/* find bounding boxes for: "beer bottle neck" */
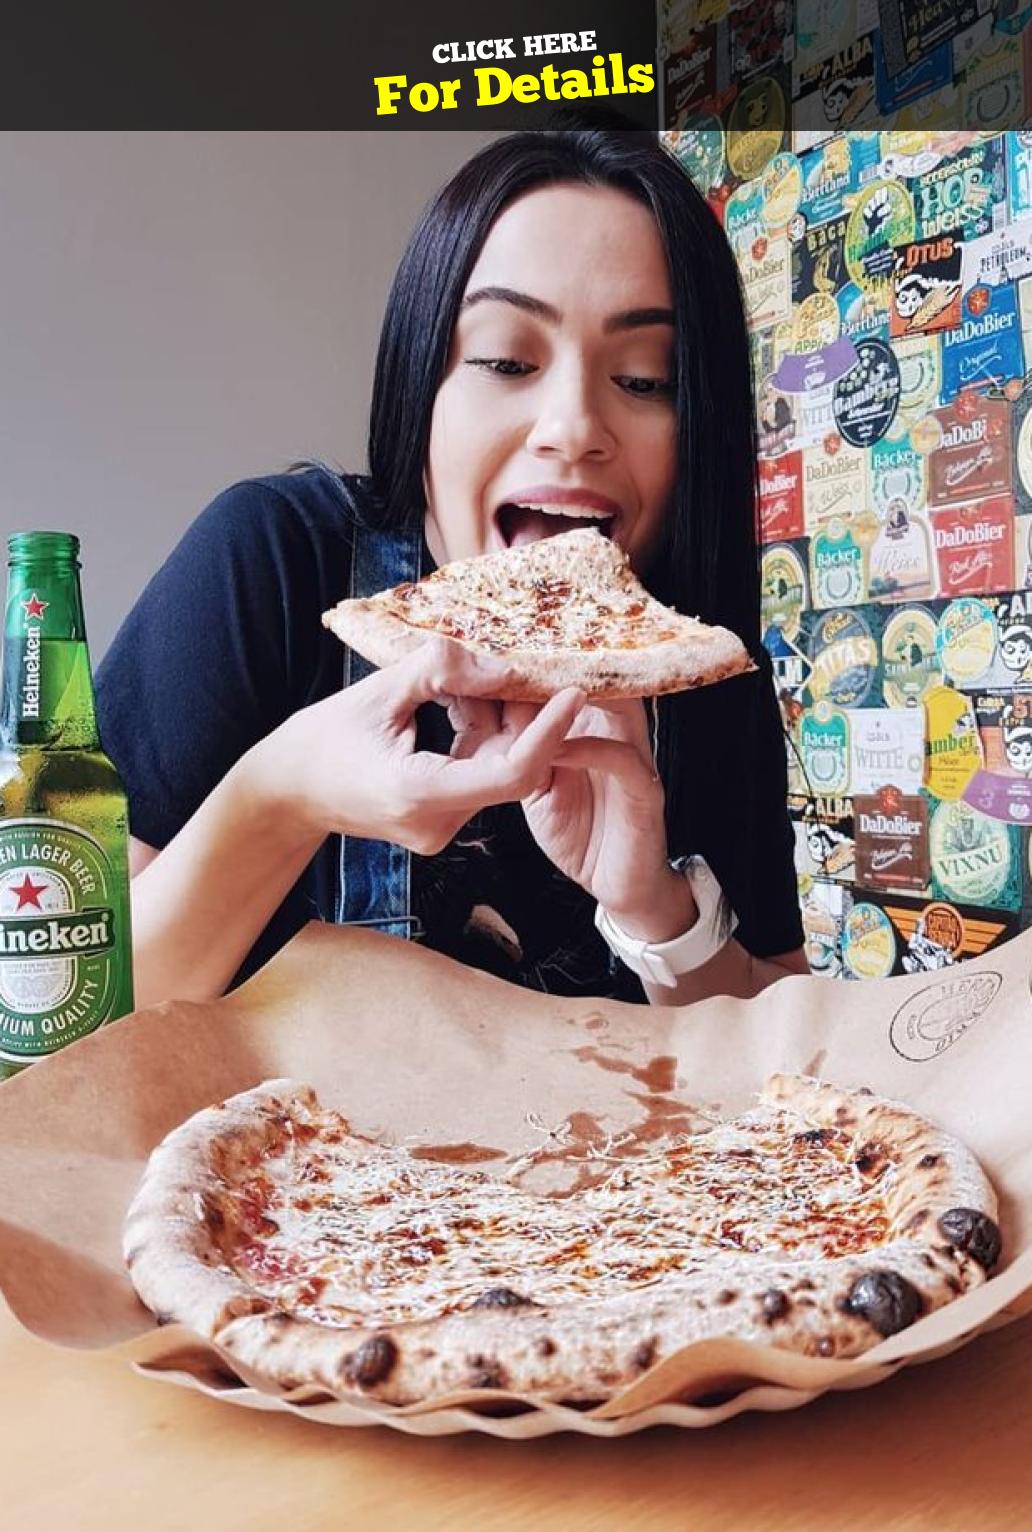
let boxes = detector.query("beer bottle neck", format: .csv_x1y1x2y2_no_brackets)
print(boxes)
1,558,99,750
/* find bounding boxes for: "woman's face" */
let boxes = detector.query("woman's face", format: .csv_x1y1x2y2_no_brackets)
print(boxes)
424,183,677,574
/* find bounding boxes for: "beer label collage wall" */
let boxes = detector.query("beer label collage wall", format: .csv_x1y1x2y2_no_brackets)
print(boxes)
660,5,1032,980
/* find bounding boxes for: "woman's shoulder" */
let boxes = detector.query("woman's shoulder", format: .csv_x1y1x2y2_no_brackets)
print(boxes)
193,464,374,552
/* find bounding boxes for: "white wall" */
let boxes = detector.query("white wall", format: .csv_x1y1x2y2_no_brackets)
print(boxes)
0,131,495,656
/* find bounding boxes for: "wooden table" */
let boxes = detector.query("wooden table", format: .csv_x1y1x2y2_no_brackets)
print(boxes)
2,1299,1029,1531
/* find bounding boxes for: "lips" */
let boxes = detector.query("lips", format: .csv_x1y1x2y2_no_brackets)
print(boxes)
493,487,622,549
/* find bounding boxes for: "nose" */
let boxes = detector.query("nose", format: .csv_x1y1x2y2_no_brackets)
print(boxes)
524,358,616,464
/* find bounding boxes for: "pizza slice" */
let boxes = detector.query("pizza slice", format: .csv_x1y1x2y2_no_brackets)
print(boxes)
321,527,754,701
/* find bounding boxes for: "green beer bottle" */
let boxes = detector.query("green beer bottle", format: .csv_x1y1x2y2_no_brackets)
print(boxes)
0,531,134,1078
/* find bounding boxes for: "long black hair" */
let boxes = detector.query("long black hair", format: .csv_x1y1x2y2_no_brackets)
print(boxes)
366,131,787,936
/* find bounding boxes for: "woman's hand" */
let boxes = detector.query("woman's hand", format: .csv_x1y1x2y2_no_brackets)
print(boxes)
249,636,586,855
450,693,697,942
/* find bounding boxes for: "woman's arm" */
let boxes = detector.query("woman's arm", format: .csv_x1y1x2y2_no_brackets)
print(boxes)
128,638,585,1008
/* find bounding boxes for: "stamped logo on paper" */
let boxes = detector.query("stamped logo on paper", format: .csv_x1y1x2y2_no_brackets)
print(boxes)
890,971,1003,1062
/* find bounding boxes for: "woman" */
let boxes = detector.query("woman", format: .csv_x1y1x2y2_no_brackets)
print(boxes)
96,129,807,1009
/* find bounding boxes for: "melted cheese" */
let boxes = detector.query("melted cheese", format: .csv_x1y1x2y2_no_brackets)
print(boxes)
213,1107,898,1329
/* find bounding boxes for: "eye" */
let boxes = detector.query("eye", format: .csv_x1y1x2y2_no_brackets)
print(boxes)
613,374,675,399
464,357,537,377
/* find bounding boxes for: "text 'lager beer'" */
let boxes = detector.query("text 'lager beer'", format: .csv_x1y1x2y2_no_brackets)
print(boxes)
0,532,133,1078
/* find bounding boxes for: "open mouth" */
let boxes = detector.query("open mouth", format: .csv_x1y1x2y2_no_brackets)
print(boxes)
496,503,618,548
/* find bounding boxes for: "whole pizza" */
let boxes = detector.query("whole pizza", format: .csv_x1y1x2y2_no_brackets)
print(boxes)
321,527,754,701
123,1075,1001,1406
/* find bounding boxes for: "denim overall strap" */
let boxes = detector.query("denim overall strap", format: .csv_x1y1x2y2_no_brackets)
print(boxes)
336,523,424,938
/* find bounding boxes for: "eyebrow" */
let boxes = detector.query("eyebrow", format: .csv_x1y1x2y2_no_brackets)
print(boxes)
461,286,675,333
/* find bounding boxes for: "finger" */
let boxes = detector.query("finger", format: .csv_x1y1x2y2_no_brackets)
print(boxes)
404,688,586,811
552,735,662,797
447,697,503,759
383,636,518,716
567,696,655,763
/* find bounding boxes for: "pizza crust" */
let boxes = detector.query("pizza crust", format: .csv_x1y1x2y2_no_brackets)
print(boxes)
321,528,755,701
123,1077,1001,1407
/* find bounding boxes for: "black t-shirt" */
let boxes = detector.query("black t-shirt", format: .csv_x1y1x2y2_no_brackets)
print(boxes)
95,468,803,996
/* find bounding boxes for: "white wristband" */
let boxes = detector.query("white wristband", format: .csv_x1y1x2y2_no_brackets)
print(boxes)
593,856,737,989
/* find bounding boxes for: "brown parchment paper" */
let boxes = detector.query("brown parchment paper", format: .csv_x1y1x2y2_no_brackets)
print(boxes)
2,919,1032,1437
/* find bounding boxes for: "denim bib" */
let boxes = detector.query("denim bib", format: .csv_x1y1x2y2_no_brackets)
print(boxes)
335,523,424,940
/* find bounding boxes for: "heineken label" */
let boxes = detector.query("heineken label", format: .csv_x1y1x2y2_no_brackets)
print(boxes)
0,819,121,1061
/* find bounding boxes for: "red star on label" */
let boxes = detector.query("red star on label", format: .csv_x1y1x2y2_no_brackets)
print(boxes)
20,593,48,619
966,286,991,318
9,874,47,911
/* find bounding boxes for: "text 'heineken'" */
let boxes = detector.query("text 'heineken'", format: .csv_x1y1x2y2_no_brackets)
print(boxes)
0,531,133,1078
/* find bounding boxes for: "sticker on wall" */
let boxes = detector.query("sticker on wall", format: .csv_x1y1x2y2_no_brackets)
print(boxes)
1014,515,1032,589
924,683,984,798
837,280,891,346
873,32,952,115
854,785,930,893
727,74,787,181
665,123,727,195
932,496,1016,600
912,135,1006,241
936,598,999,689
740,231,793,328
844,178,917,302
798,133,880,226
871,434,928,520
793,802,856,881
801,701,851,796
662,23,730,128
808,606,880,707
764,623,813,699
929,798,1021,910
941,282,1024,400
889,235,963,337
724,178,767,259
799,876,851,978
960,33,1025,129
795,35,877,132
1007,130,1032,219
842,900,898,979
894,333,942,424
758,451,805,542
961,218,1032,290
927,397,1013,508
832,337,901,447
882,607,943,708
792,212,848,302
849,707,926,795
869,506,936,603
1011,389,1032,517
880,895,1016,971
810,516,869,607
761,541,808,641
989,590,1032,686
803,438,869,528
963,768,1032,825
761,150,803,230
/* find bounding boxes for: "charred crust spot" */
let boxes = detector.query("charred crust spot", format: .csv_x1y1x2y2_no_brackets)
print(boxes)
842,1271,924,1337
904,1209,929,1233
467,1354,508,1390
343,1334,398,1389
834,1106,852,1125
817,1337,835,1357
155,1310,175,1327
633,1338,658,1371
471,1286,533,1310
761,1289,790,1324
715,1288,737,1306
537,1338,557,1359
794,1128,831,1146
124,1245,142,1269
796,1278,816,1291
854,1154,878,1174
919,1154,941,1170
938,1208,1002,1272
945,1275,963,1294
922,1253,937,1269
